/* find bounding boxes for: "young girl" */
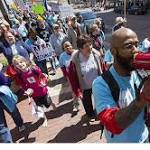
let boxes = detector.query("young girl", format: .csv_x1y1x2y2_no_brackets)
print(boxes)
8,55,56,126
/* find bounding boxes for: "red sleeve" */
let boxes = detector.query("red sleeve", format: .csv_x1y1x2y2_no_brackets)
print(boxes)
6,65,28,90
99,56,107,73
61,66,68,78
98,108,124,134
5,65,17,78
68,61,82,97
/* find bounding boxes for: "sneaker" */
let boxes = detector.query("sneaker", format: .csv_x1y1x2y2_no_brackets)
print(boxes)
18,125,26,132
73,98,80,112
73,106,78,112
73,105,79,112
88,116,96,122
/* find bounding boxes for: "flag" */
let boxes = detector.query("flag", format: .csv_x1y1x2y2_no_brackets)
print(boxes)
43,0,51,11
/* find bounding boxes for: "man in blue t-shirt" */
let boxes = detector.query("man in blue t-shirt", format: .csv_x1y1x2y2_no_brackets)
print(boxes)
93,28,150,143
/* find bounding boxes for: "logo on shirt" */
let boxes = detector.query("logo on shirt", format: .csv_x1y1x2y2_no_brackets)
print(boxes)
27,77,36,84
118,89,133,108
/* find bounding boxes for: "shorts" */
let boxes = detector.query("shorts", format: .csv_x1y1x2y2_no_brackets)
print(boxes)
33,94,52,108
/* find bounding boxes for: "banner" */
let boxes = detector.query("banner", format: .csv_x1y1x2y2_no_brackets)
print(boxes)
32,4,45,15
32,42,54,61
59,4,74,18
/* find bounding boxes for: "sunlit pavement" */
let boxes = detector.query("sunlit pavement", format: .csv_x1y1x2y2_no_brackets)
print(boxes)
6,67,105,143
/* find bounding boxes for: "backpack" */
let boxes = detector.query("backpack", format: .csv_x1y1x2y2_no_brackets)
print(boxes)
100,70,150,139
100,70,120,139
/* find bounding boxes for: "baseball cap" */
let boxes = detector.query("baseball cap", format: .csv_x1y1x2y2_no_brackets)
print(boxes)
115,17,127,24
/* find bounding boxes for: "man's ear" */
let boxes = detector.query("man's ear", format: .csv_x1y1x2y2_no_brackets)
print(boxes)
111,48,117,56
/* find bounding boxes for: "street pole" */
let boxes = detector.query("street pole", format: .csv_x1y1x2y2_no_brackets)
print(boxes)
0,0,10,24
124,0,127,19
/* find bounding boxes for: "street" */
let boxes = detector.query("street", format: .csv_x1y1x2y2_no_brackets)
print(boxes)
6,68,105,143
98,9,150,41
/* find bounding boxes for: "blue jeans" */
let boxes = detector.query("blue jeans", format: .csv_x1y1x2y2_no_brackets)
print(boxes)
0,107,12,143
0,100,23,128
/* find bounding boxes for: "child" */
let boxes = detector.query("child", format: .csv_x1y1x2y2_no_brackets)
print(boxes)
9,55,56,126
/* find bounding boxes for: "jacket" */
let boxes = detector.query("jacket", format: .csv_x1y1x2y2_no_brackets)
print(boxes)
68,48,106,97
0,40,32,64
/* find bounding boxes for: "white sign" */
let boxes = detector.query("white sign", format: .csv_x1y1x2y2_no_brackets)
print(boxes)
5,0,14,5
32,39,54,61
59,5,74,18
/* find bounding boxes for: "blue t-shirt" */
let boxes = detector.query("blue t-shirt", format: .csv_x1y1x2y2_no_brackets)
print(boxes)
92,66,148,143
59,51,72,69
104,49,113,63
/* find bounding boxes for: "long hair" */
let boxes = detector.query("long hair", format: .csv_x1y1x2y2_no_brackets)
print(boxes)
12,55,34,73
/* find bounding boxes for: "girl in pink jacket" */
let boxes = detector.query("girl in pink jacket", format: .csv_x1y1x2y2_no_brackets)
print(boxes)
10,55,56,126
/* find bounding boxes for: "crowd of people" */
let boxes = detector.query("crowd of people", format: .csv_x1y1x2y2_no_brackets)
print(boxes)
0,6,150,143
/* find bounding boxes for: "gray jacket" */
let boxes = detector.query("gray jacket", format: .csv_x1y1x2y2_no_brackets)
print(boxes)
71,48,104,90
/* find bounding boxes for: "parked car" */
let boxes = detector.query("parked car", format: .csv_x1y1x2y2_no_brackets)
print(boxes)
114,1,124,14
128,3,147,15
75,10,105,34
114,1,148,15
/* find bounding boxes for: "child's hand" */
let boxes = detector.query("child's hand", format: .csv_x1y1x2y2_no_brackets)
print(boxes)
24,88,34,96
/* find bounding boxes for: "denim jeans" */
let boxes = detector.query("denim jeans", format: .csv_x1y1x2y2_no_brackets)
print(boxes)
0,107,12,143
0,124,12,143
0,100,23,128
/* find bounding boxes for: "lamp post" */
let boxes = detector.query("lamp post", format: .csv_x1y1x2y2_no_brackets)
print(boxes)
124,0,127,19
0,0,10,23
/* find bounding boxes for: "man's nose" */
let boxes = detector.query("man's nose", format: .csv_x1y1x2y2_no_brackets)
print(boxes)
131,45,139,54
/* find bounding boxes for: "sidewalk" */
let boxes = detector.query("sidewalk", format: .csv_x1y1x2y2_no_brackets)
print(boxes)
6,67,106,143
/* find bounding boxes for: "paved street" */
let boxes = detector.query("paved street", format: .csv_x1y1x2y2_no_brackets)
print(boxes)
99,9,150,41
6,67,106,143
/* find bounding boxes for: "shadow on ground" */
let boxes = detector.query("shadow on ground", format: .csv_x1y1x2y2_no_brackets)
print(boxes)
47,115,102,143
46,100,79,120
11,119,44,143
48,76,66,88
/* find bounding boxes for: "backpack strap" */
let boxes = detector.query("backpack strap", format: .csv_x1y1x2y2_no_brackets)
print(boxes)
100,70,120,139
101,70,120,105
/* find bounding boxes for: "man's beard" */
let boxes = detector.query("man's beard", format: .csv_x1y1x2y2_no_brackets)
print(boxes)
116,51,134,72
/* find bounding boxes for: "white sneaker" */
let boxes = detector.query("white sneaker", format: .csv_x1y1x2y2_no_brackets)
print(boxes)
18,125,26,132
73,105,79,112
42,119,48,127
73,107,78,112
73,101,79,112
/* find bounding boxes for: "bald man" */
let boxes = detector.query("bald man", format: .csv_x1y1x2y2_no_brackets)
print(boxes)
93,28,150,143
